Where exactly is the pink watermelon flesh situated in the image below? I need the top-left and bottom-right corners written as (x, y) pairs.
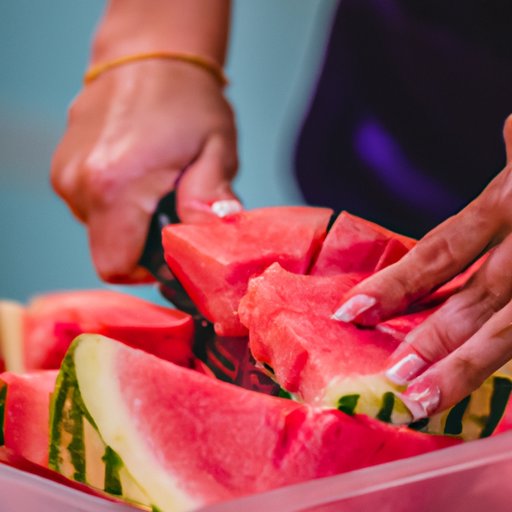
top-left (494, 392), bottom-right (512, 436)
top-left (24, 290), bottom-right (194, 370)
top-left (162, 206), bottom-right (333, 336)
top-left (1, 370), bottom-right (57, 467)
top-left (239, 264), bottom-right (402, 401)
top-left (239, 262), bottom-right (488, 406)
top-left (114, 341), bottom-right (459, 505)
top-left (376, 308), bottom-right (440, 342)
top-left (310, 211), bottom-right (416, 276)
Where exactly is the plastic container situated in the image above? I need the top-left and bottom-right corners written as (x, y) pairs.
top-left (1, 431), bottom-right (511, 512)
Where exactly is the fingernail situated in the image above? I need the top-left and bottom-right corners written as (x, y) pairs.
top-left (211, 199), bottom-right (243, 218)
top-left (385, 353), bottom-right (427, 385)
top-left (332, 294), bottom-right (377, 322)
top-left (398, 379), bottom-right (440, 421)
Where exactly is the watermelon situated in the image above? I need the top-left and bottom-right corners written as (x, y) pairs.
top-left (49, 334), bottom-right (459, 511)
top-left (239, 263), bottom-right (512, 440)
top-left (0, 446), bottom-right (122, 503)
top-left (0, 301), bottom-right (24, 373)
top-left (376, 308), bottom-right (440, 342)
top-left (0, 370), bottom-right (57, 467)
top-left (162, 206), bottom-right (333, 336)
top-left (310, 211), bottom-right (415, 276)
top-left (11, 290), bottom-right (194, 371)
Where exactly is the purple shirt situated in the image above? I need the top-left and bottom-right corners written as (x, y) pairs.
top-left (295, 0), bottom-right (512, 237)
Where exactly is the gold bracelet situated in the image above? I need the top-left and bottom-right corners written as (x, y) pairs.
top-left (84, 51), bottom-right (228, 87)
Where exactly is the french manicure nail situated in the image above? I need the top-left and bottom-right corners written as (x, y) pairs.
top-left (385, 354), bottom-right (427, 385)
top-left (398, 379), bottom-right (441, 421)
top-left (211, 199), bottom-right (243, 218)
top-left (332, 294), bottom-right (377, 322)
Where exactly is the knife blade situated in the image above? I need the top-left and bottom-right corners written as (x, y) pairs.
top-left (138, 191), bottom-right (279, 394)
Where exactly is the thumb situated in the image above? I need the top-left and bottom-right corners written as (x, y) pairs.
top-left (176, 133), bottom-right (242, 223)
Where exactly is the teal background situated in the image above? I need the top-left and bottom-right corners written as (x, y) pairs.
top-left (0, 1), bottom-right (337, 301)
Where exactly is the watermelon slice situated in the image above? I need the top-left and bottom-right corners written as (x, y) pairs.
top-left (239, 263), bottom-right (512, 440)
top-left (49, 334), bottom-right (459, 511)
top-left (0, 370), bottom-right (57, 467)
top-left (17, 290), bottom-right (195, 371)
top-left (0, 301), bottom-right (25, 373)
top-left (162, 206), bottom-right (333, 336)
top-left (310, 212), bottom-right (415, 276)
top-left (376, 308), bottom-right (440, 342)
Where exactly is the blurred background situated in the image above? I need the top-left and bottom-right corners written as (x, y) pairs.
top-left (0, 1), bottom-right (337, 302)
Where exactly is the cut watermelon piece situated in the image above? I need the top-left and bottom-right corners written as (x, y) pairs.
top-left (0, 301), bottom-right (25, 373)
top-left (0, 446), bottom-right (122, 503)
top-left (49, 334), bottom-right (459, 511)
top-left (22, 289), bottom-right (194, 370)
top-left (376, 308), bottom-right (440, 342)
top-left (310, 212), bottom-right (416, 276)
top-left (162, 206), bottom-right (333, 336)
top-left (0, 370), bottom-right (57, 467)
top-left (494, 394), bottom-right (512, 436)
top-left (239, 263), bottom-right (511, 439)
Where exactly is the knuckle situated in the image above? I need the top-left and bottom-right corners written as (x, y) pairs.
top-left (480, 283), bottom-right (509, 314)
top-left (504, 114), bottom-right (512, 137)
top-left (50, 152), bottom-right (77, 199)
top-left (82, 150), bottom-right (133, 206)
top-left (82, 157), bottom-right (125, 206)
top-left (49, 160), bottom-right (65, 196)
top-left (452, 353), bottom-right (487, 390)
top-left (67, 96), bottom-right (84, 123)
top-left (433, 292), bottom-right (485, 341)
top-left (403, 236), bottom-right (459, 295)
top-left (416, 319), bottom-right (459, 362)
top-left (497, 165), bottom-right (512, 203)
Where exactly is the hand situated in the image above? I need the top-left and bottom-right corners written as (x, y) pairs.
top-left (332, 116), bottom-right (512, 419)
top-left (51, 59), bottom-right (239, 283)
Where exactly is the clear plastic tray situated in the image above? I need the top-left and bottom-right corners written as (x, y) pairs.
top-left (1, 431), bottom-right (511, 512)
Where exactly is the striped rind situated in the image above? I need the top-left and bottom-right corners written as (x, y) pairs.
top-left (49, 334), bottom-right (199, 512)
top-left (281, 372), bottom-right (512, 440)
top-left (0, 381), bottom-right (6, 446)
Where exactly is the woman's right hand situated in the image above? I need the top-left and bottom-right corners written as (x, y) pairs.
top-left (51, 58), bottom-right (239, 283)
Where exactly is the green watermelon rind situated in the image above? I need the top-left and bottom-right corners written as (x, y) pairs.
top-left (0, 382), bottom-right (6, 446)
top-left (276, 372), bottom-right (512, 441)
top-left (48, 338), bottom-right (153, 509)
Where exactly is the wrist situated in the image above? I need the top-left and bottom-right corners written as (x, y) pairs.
top-left (84, 52), bottom-right (228, 87)
top-left (90, 0), bottom-right (229, 67)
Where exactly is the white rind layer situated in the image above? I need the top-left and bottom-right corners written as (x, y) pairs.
top-left (74, 334), bottom-right (198, 512)
top-left (322, 374), bottom-right (412, 424)
top-left (0, 300), bottom-right (25, 372)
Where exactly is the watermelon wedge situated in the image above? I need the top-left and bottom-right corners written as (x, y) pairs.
top-left (376, 308), bottom-right (440, 342)
top-left (49, 334), bottom-right (459, 512)
top-left (310, 212), bottom-right (415, 276)
top-left (0, 301), bottom-right (25, 373)
top-left (239, 263), bottom-right (512, 440)
top-left (16, 290), bottom-right (195, 371)
top-left (162, 206), bottom-right (333, 336)
top-left (0, 370), bottom-right (57, 467)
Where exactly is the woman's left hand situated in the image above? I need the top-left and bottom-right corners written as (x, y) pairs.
top-left (332, 116), bottom-right (512, 419)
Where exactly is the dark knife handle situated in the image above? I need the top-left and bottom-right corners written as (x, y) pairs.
top-left (139, 191), bottom-right (179, 268)
top-left (139, 191), bottom-right (198, 315)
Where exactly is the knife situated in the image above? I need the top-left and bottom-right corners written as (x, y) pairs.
top-left (138, 191), bottom-right (200, 315)
top-left (138, 191), bottom-right (279, 394)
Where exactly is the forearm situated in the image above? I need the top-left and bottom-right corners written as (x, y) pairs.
top-left (91, 0), bottom-right (231, 66)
